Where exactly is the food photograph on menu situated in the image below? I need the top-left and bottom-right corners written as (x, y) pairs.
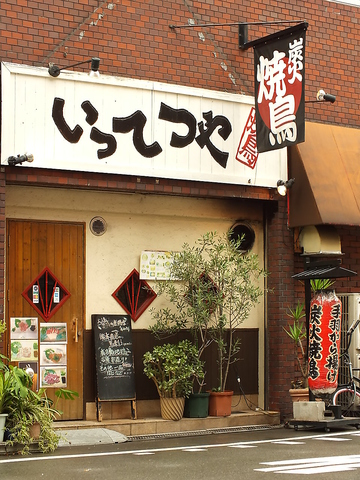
top-left (10, 317), bottom-right (38, 339)
top-left (40, 366), bottom-right (67, 388)
top-left (10, 339), bottom-right (38, 362)
top-left (40, 344), bottom-right (67, 365)
top-left (40, 323), bottom-right (67, 344)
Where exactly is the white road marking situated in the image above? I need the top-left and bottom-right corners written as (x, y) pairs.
top-left (260, 454), bottom-right (360, 466)
top-left (312, 437), bottom-right (351, 441)
top-left (272, 441), bottom-right (306, 445)
top-left (182, 448), bottom-right (208, 452)
top-left (0, 429), bottom-right (359, 464)
top-left (133, 452), bottom-right (155, 455)
top-left (256, 454), bottom-right (360, 475)
top-left (279, 464), bottom-right (360, 475)
top-left (229, 445), bottom-right (257, 448)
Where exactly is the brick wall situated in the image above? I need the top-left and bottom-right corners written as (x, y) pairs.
top-left (267, 208), bottom-right (360, 419)
top-left (1, 1), bottom-right (359, 126)
top-left (266, 198), bottom-right (298, 418)
top-left (0, 171), bottom-right (4, 354)
top-left (4, 167), bottom-right (276, 201)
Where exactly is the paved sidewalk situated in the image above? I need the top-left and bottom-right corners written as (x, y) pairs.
top-left (58, 428), bottom-right (128, 447)
top-left (1, 410), bottom-right (281, 452)
top-left (56, 423), bottom-right (283, 448)
top-left (1, 423), bottom-right (283, 453)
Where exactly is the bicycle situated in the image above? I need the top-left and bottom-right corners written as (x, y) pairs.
top-left (331, 318), bottom-right (360, 417)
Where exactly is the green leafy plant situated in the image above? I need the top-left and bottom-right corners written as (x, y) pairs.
top-left (283, 301), bottom-right (308, 389)
top-left (0, 320), bottom-right (33, 417)
top-left (5, 388), bottom-right (59, 454)
top-left (143, 340), bottom-right (204, 398)
top-left (150, 231), bottom-right (265, 392)
top-left (310, 278), bottom-right (335, 294)
top-left (0, 364), bottom-right (32, 414)
top-left (0, 320), bottom-right (78, 454)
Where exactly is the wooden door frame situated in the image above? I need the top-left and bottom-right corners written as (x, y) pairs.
top-left (6, 218), bottom-right (86, 419)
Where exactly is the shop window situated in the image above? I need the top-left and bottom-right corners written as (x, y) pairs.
top-left (112, 269), bottom-right (157, 321)
top-left (22, 267), bottom-right (71, 321)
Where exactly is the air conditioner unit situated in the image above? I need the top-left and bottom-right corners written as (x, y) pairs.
top-left (338, 293), bottom-right (360, 384)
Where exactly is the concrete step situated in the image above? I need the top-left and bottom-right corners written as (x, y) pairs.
top-left (53, 410), bottom-right (281, 440)
top-left (0, 410), bottom-right (281, 453)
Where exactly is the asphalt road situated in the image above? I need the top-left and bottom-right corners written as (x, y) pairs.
top-left (2, 425), bottom-right (360, 479)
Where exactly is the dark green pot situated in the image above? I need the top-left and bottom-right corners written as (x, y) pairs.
top-left (184, 392), bottom-right (210, 418)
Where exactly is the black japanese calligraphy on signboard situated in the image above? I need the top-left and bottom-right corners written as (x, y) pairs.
top-left (92, 314), bottom-right (135, 401)
top-left (254, 26), bottom-right (307, 153)
top-left (52, 98), bottom-right (232, 168)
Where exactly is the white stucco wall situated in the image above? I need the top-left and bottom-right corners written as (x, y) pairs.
top-left (5, 185), bottom-right (266, 403)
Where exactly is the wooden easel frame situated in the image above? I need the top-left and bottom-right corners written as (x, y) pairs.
top-left (96, 397), bottom-right (137, 422)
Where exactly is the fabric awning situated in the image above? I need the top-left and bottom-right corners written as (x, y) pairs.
top-left (288, 122), bottom-right (360, 228)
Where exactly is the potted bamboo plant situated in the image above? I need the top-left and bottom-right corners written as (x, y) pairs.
top-left (143, 340), bottom-right (204, 420)
top-left (149, 231), bottom-right (265, 417)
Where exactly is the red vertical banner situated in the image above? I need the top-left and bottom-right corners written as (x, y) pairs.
top-left (308, 291), bottom-right (342, 395)
top-left (254, 25), bottom-right (307, 153)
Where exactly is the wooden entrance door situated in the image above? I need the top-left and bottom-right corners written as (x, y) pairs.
top-left (6, 220), bottom-right (85, 420)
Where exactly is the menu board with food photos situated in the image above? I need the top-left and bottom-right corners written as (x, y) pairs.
top-left (9, 318), bottom-right (69, 388)
top-left (39, 323), bottom-right (68, 387)
top-left (139, 250), bottom-right (174, 280)
top-left (10, 317), bottom-right (39, 362)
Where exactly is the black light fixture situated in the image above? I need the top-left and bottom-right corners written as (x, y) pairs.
top-left (7, 153), bottom-right (34, 166)
top-left (277, 178), bottom-right (295, 196)
top-left (48, 57), bottom-right (100, 78)
top-left (316, 89), bottom-right (336, 104)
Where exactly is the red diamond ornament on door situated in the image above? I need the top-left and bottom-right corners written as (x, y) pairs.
top-left (22, 267), bottom-right (71, 321)
top-left (112, 269), bottom-right (156, 321)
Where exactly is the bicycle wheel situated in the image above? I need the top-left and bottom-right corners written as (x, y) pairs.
top-left (333, 387), bottom-right (360, 417)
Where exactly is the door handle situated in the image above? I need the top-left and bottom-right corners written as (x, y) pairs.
top-left (72, 318), bottom-right (81, 343)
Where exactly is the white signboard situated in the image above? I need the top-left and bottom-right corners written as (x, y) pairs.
top-left (140, 250), bottom-right (174, 280)
top-left (1, 62), bottom-right (287, 187)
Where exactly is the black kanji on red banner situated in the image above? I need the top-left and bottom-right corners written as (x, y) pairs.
top-left (254, 25), bottom-right (307, 153)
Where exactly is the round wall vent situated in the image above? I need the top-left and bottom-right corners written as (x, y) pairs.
top-left (228, 222), bottom-right (255, 253)
top-left (89, 216), bottom-right (107, 236)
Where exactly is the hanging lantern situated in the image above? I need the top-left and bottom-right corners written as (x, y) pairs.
top-left (308, 290), bottom-right (342, 395)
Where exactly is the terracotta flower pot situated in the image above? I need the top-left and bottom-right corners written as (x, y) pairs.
top-left (208, 390), bottom-right (233, 417)
top-left (289, 388), bottom-right (309, 402)
top-left (29, 422), bottom-right (41, 440)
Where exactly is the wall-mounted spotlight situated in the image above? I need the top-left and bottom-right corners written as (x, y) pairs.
top-left (48, 57), bottom-right (100, 78)
top-left (316, 89), bottom-right (336, 104)
top-left (277, 178), bottom-right (295, 196)
top-left (7, 153), bottom-right (34, 166)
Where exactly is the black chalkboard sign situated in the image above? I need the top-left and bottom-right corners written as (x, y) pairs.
top-left (92, 314), bottom-right (136, 403)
